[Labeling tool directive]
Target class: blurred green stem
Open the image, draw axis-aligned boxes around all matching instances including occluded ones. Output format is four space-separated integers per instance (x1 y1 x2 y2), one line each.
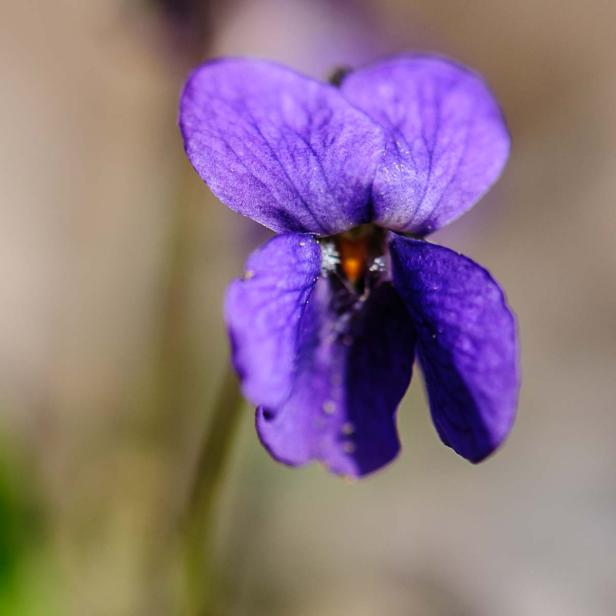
183 364 243 615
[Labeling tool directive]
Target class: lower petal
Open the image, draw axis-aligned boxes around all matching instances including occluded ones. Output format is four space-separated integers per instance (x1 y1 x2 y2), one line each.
257 280 416 478
224 233 321 410
389 234 519 462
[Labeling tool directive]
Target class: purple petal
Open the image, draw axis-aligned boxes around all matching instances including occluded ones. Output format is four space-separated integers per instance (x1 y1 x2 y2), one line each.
180 58 385 234
224 233 321 409
256 280 416 477
341 55 510 234
389 235 519 462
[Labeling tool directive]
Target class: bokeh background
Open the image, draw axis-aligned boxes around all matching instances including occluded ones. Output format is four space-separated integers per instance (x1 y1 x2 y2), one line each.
2 0 616 614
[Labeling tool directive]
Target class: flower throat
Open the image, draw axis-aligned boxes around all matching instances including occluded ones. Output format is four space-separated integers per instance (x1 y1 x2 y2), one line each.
320 224 387 294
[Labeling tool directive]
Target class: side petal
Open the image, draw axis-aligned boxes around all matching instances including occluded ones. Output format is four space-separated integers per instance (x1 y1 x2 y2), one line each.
257 280 416 477
180 58 385 234
341 55 510 234
224 233 321 409
389 235 519 462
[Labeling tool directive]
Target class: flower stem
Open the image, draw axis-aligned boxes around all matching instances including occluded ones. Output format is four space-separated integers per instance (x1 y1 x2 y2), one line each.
182 364 244 615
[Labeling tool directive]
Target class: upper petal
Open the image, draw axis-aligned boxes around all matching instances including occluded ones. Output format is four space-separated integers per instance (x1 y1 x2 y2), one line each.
224 233 321 409
341 55 510 234
180 58 385 234
256 279 416 477
389 235 519 462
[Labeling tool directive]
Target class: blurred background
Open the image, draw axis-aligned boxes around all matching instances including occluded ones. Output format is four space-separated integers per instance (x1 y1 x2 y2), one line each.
2 0 616 614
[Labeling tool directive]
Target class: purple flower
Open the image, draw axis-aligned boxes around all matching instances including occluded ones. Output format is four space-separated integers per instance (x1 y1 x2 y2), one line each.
179 55 519 477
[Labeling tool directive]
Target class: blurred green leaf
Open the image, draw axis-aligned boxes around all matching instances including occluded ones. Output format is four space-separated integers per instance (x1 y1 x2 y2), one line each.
0 435 61 616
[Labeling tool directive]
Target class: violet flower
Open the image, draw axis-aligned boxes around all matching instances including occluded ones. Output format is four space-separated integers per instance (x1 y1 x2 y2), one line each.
179 55 519 477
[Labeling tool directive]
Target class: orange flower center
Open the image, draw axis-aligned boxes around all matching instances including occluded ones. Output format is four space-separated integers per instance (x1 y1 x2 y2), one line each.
336 235 369 285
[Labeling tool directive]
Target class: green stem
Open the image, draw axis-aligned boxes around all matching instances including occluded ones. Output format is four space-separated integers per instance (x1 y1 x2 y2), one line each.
182 364 244 615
